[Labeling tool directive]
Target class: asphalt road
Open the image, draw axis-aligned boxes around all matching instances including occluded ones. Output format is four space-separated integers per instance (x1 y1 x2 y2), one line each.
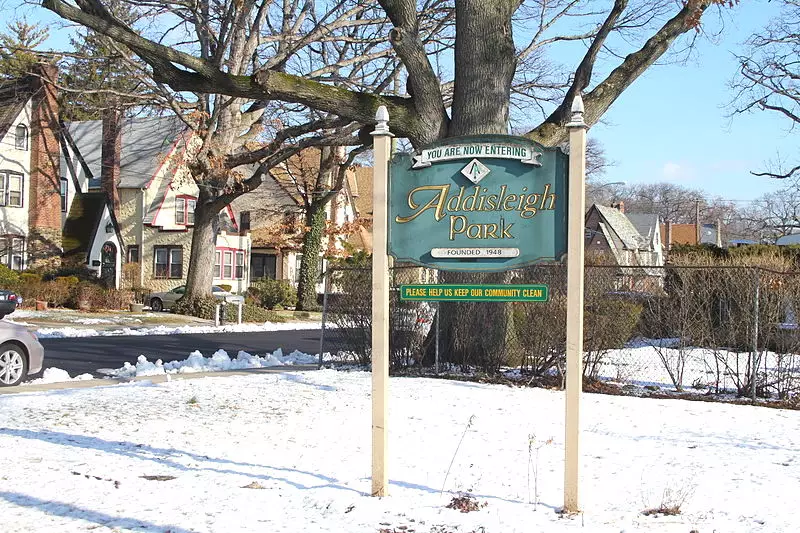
39 329 324 378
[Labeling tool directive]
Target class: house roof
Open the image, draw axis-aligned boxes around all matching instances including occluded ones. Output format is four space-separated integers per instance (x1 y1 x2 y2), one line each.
626 214 660 244
63 115 187 189
0 76 35 139
594 204 647 250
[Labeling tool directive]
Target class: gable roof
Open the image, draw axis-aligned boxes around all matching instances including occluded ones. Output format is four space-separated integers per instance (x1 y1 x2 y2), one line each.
63 115 187 189
594 204 647 250
627 213 660 246
0 76 36 139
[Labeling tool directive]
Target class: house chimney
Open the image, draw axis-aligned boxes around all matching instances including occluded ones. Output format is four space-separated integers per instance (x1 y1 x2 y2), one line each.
101 106 122 216
665 220 672 251
27 63 63 268
611 201 625 213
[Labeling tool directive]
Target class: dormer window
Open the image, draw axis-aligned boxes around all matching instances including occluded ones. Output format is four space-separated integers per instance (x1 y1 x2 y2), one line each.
14 125 28 151
175 196 196 226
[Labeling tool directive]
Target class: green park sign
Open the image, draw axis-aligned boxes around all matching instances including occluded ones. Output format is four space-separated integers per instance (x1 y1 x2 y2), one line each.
400 284 549 302
388 134 568 271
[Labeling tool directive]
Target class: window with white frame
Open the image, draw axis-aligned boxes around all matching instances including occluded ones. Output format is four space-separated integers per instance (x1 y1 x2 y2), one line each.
214 250 222 278
223 251 233 279
60 178 68 212
175 197 196 226
0 236 24 271
154 246 183 279
14 124 28 151
235 251 245 279
0 172 23 207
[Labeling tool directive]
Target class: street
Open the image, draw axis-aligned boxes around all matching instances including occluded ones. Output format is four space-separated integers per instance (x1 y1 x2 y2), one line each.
38 329 324 378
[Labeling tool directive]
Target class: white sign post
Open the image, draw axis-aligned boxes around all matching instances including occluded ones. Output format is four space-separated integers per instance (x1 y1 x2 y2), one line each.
564 95 587 513
371 106 392 497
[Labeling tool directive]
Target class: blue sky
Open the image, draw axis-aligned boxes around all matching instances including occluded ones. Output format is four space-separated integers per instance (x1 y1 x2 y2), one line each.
587 2 794 203
10 1 795 203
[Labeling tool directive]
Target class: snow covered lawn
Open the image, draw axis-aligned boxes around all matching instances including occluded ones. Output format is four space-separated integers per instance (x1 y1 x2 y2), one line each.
1 371 797 532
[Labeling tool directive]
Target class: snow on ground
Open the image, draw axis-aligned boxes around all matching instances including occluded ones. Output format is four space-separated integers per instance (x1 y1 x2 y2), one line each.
1 370 798 533
26 367 95 384
34 321 323 338
595 341 800 393
107 348 319 378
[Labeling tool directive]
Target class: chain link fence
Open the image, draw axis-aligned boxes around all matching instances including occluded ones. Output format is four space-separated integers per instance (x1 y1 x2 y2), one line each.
320 264 800 400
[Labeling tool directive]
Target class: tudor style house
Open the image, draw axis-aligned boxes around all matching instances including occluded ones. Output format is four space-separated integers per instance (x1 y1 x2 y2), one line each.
0 64 64 271
61 113 251 292
584 202 665 291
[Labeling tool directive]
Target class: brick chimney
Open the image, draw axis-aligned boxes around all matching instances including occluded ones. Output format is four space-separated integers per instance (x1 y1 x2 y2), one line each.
101 106 122 217
27 63 63 269
665 220 672 251
612 201 625 213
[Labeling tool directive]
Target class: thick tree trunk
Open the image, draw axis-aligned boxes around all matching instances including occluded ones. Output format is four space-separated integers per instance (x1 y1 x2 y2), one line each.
295 202 327 311
430 0 519 369
184 191 219 300
449 0 517 137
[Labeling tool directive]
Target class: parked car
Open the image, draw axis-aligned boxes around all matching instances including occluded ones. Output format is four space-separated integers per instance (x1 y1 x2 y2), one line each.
149 285 245 312
0 321 43 387
0 289 21 320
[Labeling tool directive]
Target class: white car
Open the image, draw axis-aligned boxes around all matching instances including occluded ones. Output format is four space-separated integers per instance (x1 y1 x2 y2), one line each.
149 286 245 312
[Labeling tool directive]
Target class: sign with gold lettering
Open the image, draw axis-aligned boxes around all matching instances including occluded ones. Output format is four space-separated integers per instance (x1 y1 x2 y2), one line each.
389 134 567 271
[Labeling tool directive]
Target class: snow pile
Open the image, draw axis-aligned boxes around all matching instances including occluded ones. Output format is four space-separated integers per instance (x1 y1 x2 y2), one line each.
26 367 94 385
108 348 318 378
36 320 323 338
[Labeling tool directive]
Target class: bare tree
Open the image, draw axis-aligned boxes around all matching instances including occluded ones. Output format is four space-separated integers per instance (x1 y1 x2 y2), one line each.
737 187 800 242
731 0 799 180
41 0 736 356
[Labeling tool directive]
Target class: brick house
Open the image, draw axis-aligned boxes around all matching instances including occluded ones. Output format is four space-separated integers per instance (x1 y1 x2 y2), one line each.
0 64 64 271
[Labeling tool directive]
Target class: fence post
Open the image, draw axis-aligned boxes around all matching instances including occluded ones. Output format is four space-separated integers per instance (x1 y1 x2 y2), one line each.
752 268 760 401
564 93 587 514
435 300 440 375
319 269 331 370
214 304 220 327
371 106 392 497
237 301 243 324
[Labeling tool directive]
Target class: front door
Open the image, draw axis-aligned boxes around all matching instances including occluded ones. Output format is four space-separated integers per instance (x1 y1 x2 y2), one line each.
101 241 117 288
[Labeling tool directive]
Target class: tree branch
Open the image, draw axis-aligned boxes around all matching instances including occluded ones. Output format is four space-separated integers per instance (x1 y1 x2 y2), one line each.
41 0 427 141
379 0 449 143
527 0 720 146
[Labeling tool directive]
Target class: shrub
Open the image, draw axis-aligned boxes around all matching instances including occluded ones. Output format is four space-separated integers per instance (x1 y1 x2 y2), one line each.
217 284 233 292
19 272 42 284
41 266 98 282
224 303 284 323
249 279 297 309
583 297 642 379
172 295 219 319
0 264 19 288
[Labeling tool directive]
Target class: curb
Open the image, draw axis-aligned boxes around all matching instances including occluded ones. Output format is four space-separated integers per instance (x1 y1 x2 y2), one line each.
0 365 320 395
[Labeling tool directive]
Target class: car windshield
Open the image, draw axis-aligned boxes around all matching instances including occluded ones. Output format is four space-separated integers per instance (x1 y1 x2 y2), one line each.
212 286 225 293
173 286 185 293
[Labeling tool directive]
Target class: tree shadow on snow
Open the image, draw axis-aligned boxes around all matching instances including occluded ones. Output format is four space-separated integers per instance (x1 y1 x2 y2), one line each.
0 427 363 495
0 491 195 533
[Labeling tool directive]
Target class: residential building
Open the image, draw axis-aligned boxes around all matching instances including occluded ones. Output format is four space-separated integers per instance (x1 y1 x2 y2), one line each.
238 148 359 287
660 221 723 249
584 202 665 291
0 64 63 271
61 114 251 292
